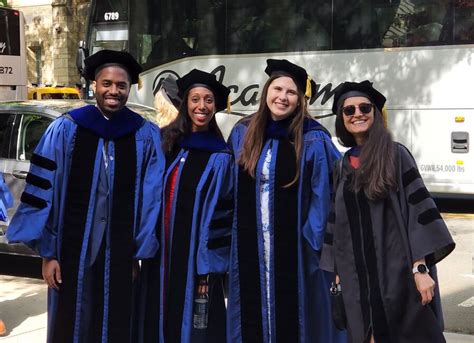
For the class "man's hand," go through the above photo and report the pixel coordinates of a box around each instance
[42,258,62,290]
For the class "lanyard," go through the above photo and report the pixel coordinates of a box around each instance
[102,142,109,170]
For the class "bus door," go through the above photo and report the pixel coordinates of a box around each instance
[0,7,27,101]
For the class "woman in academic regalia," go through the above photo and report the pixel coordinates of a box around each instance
[320,80,455,343]
[138,69,233,343]
[226,59,346,343]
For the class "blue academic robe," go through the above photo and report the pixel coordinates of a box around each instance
[137,131,233,343]
[0,172,13,221]
[7,105,165,343]
[226,117,347,343]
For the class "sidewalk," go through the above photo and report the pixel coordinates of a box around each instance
[445,332,474,343]
[0,275,473,342]
[0,276,46,342]
[0,313,472,342]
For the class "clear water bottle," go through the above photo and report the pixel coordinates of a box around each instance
[193,293,209,329]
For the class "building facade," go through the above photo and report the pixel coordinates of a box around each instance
[8,0,90,87]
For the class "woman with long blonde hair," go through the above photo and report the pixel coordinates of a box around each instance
[227,59,346,342]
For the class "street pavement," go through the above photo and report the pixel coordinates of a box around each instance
[0,275,46,342]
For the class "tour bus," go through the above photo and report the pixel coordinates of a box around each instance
[80,0,474,198]
[0,7,27,101]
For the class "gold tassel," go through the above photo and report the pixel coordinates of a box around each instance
[305,76,312,99]
[227,96,231,114]
[382,106,388,128]
[138,77,143,90]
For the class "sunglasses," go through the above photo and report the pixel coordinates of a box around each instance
[342,103,374,116]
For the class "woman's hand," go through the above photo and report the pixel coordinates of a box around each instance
[42,258,62,290]
[414,273,435,305]
[197,275,209,296]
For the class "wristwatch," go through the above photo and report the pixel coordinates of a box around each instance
[412,264,429,274]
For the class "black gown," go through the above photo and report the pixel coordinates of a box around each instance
[320,143,455,343]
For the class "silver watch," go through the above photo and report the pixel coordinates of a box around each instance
[412,264,429,274]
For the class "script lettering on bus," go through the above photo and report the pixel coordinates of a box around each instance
[0,42,6,54]
[152,65,344,109]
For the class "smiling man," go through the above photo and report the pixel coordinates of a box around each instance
[7,50,165,343]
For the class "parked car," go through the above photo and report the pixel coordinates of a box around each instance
[0,100,159,256]
[28,86,81,100]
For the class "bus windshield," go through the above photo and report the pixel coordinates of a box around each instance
[0,7,21,56]
[87,0,128,54]
[0,7,27,101]
[127,0,474,70]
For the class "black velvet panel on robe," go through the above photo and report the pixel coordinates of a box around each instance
[237,165,264,342]
[237,139,299,342]
[140,248,161,342]
[343,177,391,342]
[273,139,298,343]
[53,126,99,343]
[53,127,136,343]
[108,133,136,342]
[165,150,211,343]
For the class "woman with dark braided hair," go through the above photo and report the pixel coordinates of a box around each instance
[320,80,455,343]
[138,69,233,343]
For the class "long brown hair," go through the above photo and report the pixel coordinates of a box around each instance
[238,75,307,186]
[335,106,396,200]
[161,89,224,154]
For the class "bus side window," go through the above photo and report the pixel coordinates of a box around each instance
[332,0,382,49]
[381,1,451,47]
[453,4,474,43]
[227,1,266,54]
[18,114,52,161]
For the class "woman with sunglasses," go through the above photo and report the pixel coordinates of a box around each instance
[137,69,233,343]
[227,59,346,343]
[320,80,455,343]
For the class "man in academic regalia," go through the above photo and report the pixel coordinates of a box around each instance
[7,50,165,343]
